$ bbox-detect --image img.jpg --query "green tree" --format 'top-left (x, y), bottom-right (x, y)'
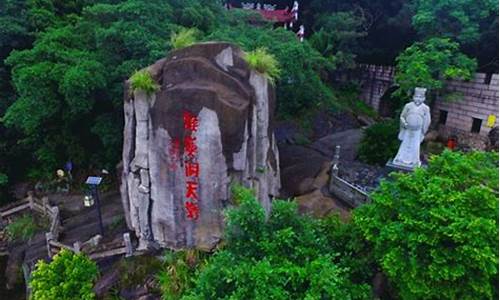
top-left (206, 10), bottom-right (334, 117)
top-left (30, 249), bottom-right (99, 300)
top-left (412, 0), bottom-right (498, 45)
top-left (3, 0), bottom-right (176, 174)
top-left (309, 12), bottom-right (367, 69)
top-left (411, 0), bottom-right (498, 72)
top-left (308, 0), bottom-right (416, 66)
top-left (355, 150), bottom-right (499, 299)
top-left (182, 187), bottom-right (371, 299)
top-left (394, 37), bottom-right (477, 103)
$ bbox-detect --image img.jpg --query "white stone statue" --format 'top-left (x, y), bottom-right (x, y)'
top-left (297, 25), bottom-right (305, 42)
top-left (290, 1), bottom-right (299, 27)
top-left (293, 1), bottom-right (299, 18)
top-left (391, 87), bottom-right (431, 169)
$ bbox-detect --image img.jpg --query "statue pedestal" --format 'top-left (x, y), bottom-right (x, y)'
top-left (385, 159), bottom-right (416, 173)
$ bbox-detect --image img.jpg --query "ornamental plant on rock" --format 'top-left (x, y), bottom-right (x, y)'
top-left (355, 150), bottom-right (499, 299)
top-left (30, 249), bottom-right (99, 300)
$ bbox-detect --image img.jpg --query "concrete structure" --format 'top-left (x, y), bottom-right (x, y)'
top-left (335, 64), bottom-right (499, 137)
top-left (433, 73), bottom-right (499, 136)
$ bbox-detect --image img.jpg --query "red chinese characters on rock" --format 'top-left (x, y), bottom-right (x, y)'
top-left (182, 110), bottom-right (200, 220)
top-left (183, 111), bottom-right (199, 131)
top-left (185, 162), bottom-right (200, 178)
top-left (185, 201), bottom-right (200, 220)
top-left (184, 136), bottom-right (198, 159)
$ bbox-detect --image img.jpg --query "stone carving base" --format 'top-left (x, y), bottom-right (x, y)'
top-left (385, 159), bottom-right (416, 173)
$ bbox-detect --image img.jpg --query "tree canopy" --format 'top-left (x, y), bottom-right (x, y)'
top-left (30, 249), bottom-right (99, 300)
top-left (181, 186), bottom-right (373, 300)
top-left (355, 150), bottom-right (499, 299)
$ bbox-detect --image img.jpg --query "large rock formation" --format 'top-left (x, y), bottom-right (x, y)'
top-left (121, 43), bottom-right (280, 251)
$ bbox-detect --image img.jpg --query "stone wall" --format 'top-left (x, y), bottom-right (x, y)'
top-left (334, 64), bottom-right (499, 137)
top-left (432, 73), bottom-right (499, 136)
top-left (333, 64), bottom-right (396, 112)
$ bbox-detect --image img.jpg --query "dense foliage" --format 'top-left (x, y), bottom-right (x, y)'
top-left (206, 10), bottom-right (334, 117)
top-left (180, 187), bottom-right (372, 299)
top-left (358, 119), bottom-right (400, 165)
top-left (3, 0), bottom-right (179, 177)
top-left (170, 27), bottom-right (199, 50)
top-left (157, 250), bottom-right (207, 300)
top-left (4, 214), bottom-right (48, 241)
top-left (394, 37), bottom-right (477, 102)
top-left (0, 1), bottom-right (334, 182)
top-left (309, 12), bottom-right (367, 69)
top-left (355, 150), bottom-right (499, 299)
top-left (412, 0), bottom-right (498, 46)
top-left (391, 0), bottom-right (497, 105)
top-left (30, 249), bottom-right (99, 300)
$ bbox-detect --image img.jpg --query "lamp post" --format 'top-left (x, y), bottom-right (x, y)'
top-left (85, 176), bottom-right (104, 236)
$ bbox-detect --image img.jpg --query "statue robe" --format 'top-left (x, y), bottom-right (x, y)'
top-left (393, 102), bottom-right (431, 167)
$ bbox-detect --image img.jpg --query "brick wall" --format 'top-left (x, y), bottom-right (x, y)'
top-left (357, 64), bottom-right (395, 111)
top-left (433, 73), bottom-right (499, 136)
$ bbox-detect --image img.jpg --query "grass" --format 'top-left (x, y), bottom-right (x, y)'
top-left (109, 215), bottom-right (126, 231)
top-left (130, 69), bottom-right (159, 95)
top-left (117, 255), bottom-right (163, 291)
top-left (352, 100), bottom-right (378, 119)
top-left (294, 133), bottom-right (312, 146)
top-left (170, 28), bottom-right (198, 50)
top-left (335, 84), bottom-right (379, 119)
top-left (157, 250), bottom-right (207, 300)
top-left (5, 214), bottom-right (48, 241)
top-left (244, 48), bottom-right (281, 84)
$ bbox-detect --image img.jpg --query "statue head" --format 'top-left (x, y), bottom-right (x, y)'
top-left (413, 87), bottom-right (427, 106)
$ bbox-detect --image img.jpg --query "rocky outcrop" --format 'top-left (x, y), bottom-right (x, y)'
top-left (278, 128), bottom-right (363, 197)
top-left (295, 189), bottom-right (351, 220)
top-left (121, 43), bottom-right (280, 251)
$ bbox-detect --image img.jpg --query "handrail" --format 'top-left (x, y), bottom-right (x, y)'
top-left (0, 193), bottom-right (134, 263)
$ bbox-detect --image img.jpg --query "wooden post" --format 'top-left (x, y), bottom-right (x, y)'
top-left (331, 145), bottom-right (341, 177)
top-left (27, 191), bottom-right (34, 210)
top-left (46, 232), bottom-right (53, 258)
top-left (42, 197), bottom-right (49, 216)
top-left (73, 242), bottom-right (81, 254)
top-left (51, 206), bottom-right (60, 240)
top-left (22, 262), bottom-right (32, 298)
top-left (123, 233), bottom-right (133, 257)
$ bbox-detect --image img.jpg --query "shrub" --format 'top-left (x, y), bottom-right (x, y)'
top-left (182, 188), bottom-right (372, 299)
top-left (130, 69), bottom-right (159, 95)
top-left (170, 27), bottom-right (198, 50)
top-left (355, 150), bottom-right (499, 299)
top-left (358, 119), bottom-right (400, 165)
top-left (5, 215), bottom-right (39, 241)
top-left (117, 255), bottom-right (162, 291)
top-left (244, 48), bottom-right (281, 83)
top-left (0, 173), bottom-right (7, 186)
top-left (30, 249), bottom-right (99, 300)
top-left (157, 250), bottom-right (207, 300)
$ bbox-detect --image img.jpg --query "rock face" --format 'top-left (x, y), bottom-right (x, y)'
top-left (121, 43), bottom-right (280, 251)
